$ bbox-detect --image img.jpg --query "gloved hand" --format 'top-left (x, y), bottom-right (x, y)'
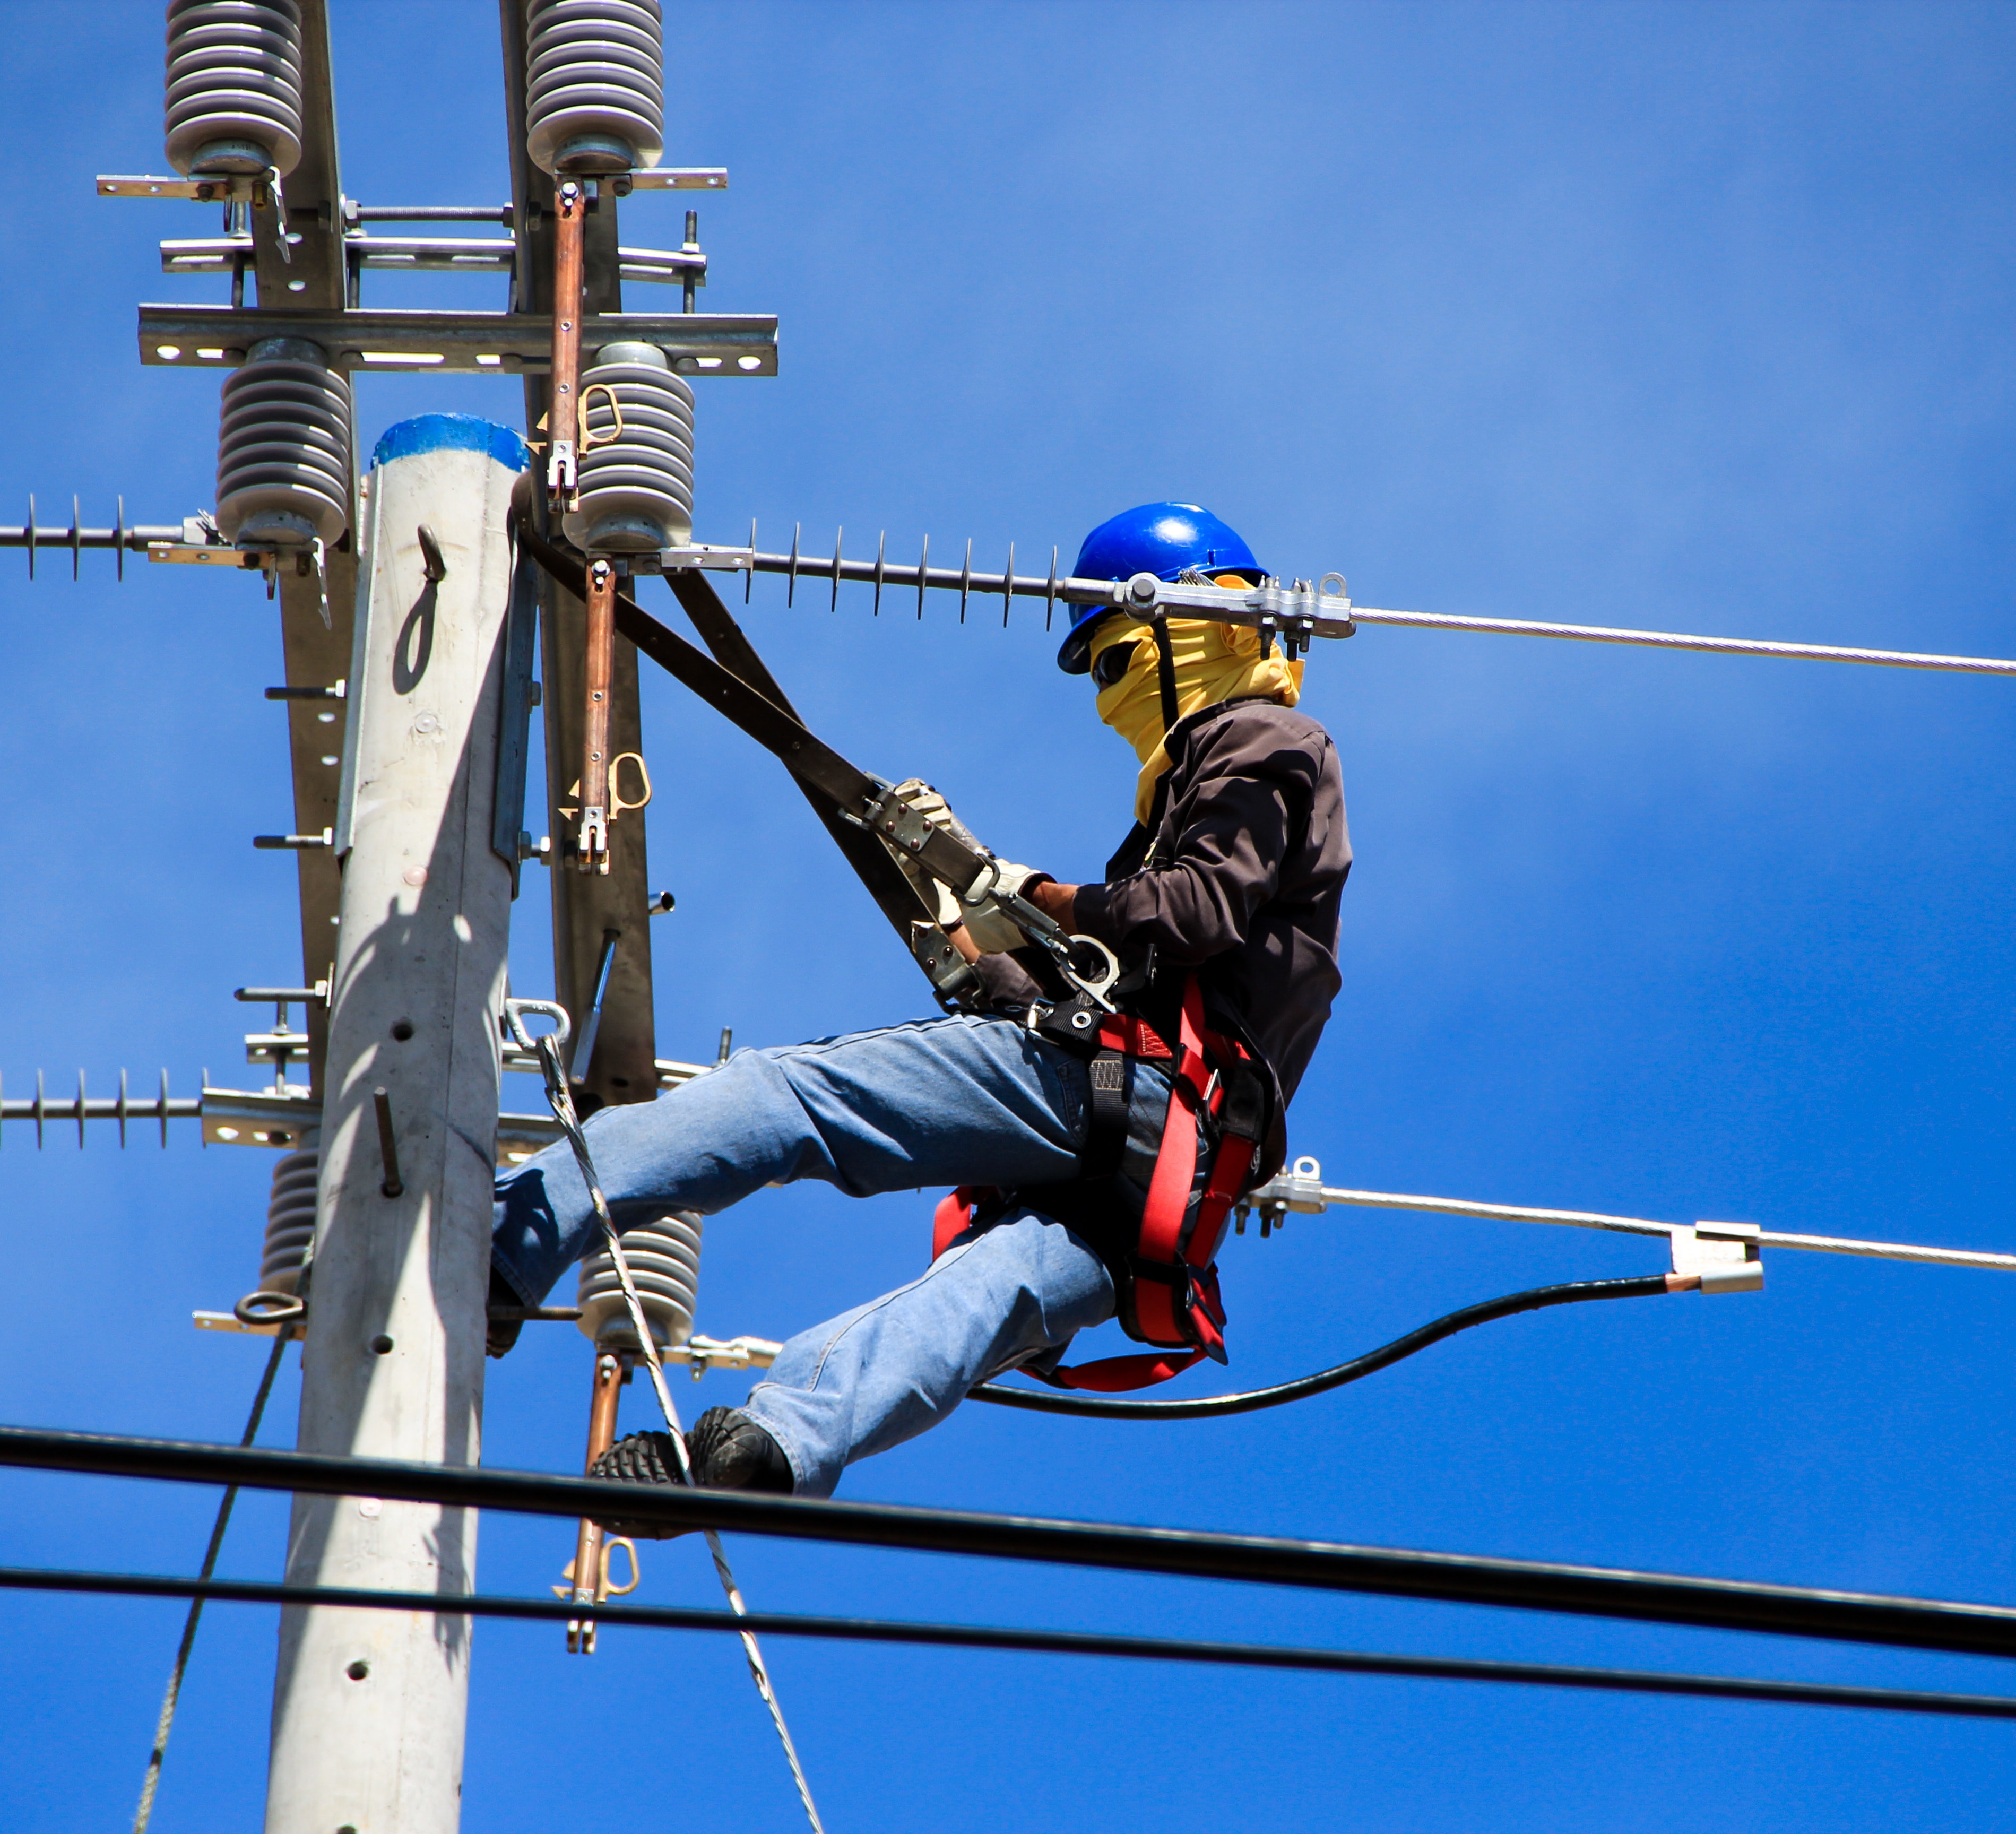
top-left (956, 857), bottom-right (1050, 954)
top-left (881, 780), bottom-right (1050, 954)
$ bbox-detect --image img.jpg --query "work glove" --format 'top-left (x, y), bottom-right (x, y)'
top-left (881, 780), bottom-right (1049, 954)
top-left (956, 858), bottom-right (1049, 953)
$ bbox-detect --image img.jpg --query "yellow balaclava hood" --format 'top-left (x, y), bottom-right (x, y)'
top-left (1092, 592), bottom-right (1305, 824)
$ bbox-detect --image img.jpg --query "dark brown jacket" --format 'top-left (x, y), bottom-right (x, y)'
top-left (981, 698), bottom-right (1349, 1104)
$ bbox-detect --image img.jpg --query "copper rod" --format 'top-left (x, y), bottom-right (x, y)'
top-left (546, 180), bottom-right (585, 508)
top-left (577, 557), bottom-right (615, 873)
top-left (567, 1349), bottom-right (626, 1654)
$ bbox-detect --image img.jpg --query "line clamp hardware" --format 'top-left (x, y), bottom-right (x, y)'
top-left (1671, 1222), bottom-right (1764, 1294)
top-left (1095, 570), bottom-right (1355, 659)
top-left (1236, 1153), bottom-right (1328, 1237)
top-left (654, 542), bottom-right (756, 573)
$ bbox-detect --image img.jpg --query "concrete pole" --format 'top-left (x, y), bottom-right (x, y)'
top-left (265, 414), bottom-right (526, 1834)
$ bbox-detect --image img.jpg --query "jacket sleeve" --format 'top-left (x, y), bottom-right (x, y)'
top-left (1070, 720), bottom-right (1303, 965)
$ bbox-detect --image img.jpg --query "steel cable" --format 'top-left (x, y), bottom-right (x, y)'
top-left (131, 1319), bottom-right (295, 1834)
top-left (533, 1035), bottom-right (825, 1834)
top-left (967, 1274), bottom-right (1673, 1418)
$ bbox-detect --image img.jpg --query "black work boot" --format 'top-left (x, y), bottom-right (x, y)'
top-left (485, 1267), bottom-right (526, 1359)
top-left (589, 1408), bottom-right (793, 1540)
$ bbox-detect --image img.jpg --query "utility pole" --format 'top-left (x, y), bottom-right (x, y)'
top-left (264, 416), bottom-right (524, 1834)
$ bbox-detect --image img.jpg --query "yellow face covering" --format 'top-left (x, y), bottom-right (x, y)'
top-left (1091, 583), bottom-right (1305, 824)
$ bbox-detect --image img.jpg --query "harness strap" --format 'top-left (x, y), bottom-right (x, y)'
top-left (1081, 1051), bottom-right (1130, 1181)
top-left (932, 975), bottom-right (1264, 1395)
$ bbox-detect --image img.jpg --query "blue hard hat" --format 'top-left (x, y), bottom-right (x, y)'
top-left (1055, 502), bottom-right (1265, 673)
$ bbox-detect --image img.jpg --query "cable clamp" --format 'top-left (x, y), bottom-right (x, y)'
top-left (1235, 1153), bottom-right (1327, 1237)
top-left (1671, 1222), bottom-right (1763, 1294)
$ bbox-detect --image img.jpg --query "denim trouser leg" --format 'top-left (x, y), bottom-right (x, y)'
top-left (740, 1210), bottom-right (1114, 1498)
top-left (491, 1014), bottom-right (1095, 1304)
top-left (491, 1011), bottom-right (1191, 1495)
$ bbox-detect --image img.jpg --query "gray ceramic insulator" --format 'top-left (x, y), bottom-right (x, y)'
top-left (563, 341), bottom-right (695, 551)
top-left (165, 0), bottom-right (307, 177)
top-left (524, 0), bottom-right (664, 176)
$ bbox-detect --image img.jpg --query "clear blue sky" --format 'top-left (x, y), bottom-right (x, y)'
top-left (3, 3), bottom-right (2015, 1829)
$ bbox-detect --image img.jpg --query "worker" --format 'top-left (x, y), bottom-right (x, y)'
top-left (487, 503), bottom-right (1350, 1513)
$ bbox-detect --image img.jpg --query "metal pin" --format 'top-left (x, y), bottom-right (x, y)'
top-left (1045, 546), bottom-right (1059, 631)
top-left (26, 495), bottom-right (34, 580)
top-left (373, 1088), bottom-right (403, 1197)
top-left (34, 1069), bottom-right (45, 1148)
top-left (1002, 543), bottom-right (1014, 628)
top-left (958, 538), bottom-right (972, 624)
top-left (746, 517), bottom-right (756, 603)
top-left (117, 1068), bottom-right (129, 1148)
top-left (716, 1026), bottom-right (733, 1066)
top-left (916, 533), bottom-right (929, 619)
top-left (115, 496), bottom-right (125, 582)
top-left (830, 526), bottom-right (842, 613)
top-left (75, 1069), bottom-right (85, 1148)
top-left (786, 523), bottom-right (800, 608)
top-left (71, 497), bottom-right (80, 581)
top-left (159, 1069), bottom-right (170, 1149)
top-left (872, 530), bottom-right (886, 616)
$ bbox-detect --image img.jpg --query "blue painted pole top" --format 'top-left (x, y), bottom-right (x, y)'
top-left (371, 413), bottom-right (527, 473)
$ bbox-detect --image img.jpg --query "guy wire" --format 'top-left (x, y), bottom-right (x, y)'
top-left (132, 1315), bottom-right (297, 1834)
top-left (535, 1037), bottom-right (826, 1834)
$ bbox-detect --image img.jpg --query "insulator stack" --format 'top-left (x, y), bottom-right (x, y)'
top-left (215, 337), bottom-right (353, 548)
top-left (258, 1143), bottom-right (318, 1294)
top-left (576, 1212), bottom-right (702, 1349)
top-left (524, 0), bottom-right (664, 175)
top-left (564, 342), bottom-right (695, 551)
top-left (165, 0), bottom-right (307, 178)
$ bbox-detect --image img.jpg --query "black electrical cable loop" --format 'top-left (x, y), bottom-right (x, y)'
top-left (968, 1274), bottom-right (1673, 1418)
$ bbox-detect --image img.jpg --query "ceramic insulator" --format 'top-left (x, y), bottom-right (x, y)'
top-left (525, 0), bottom-right (664, 176)
top-left (215, 337), bottom-right (352, 547)
top-left (165, 0), bottom-right (306, 178)
top-left (576, 1212), bottom-right (702, 1350)
top-left (259, 1144), bottom-right (318, 1294)
top-left (564, 341), bottom-right (694, 551)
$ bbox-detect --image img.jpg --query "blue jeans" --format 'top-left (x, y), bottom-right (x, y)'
top-left (492, 1014), bottom-right (1196, 1496)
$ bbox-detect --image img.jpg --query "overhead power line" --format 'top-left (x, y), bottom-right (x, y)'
top-left (6, 1423), bottom-right (2016, 1660)
top-left (6, 1564), bottom-right (2014, 1725)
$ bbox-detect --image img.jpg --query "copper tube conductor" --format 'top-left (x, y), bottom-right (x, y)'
top-left (576, 557), bottom-right (615, 873)
top-left (546, 180), bottom-right (586, 508)
top-left (567, 1349), bottom-right (626, 1653)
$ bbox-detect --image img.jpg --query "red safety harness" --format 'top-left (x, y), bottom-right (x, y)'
top-left (931, 974), bottom-right (1268, 1393)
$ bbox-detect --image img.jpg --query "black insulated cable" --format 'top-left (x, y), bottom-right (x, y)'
top-left (8, 1566), bottom-right (2016, 1724)
top-left (968, 1274), bottom-right (1673, 1419)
